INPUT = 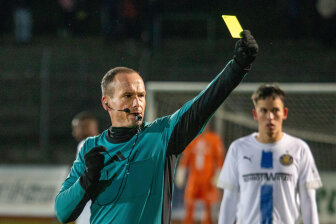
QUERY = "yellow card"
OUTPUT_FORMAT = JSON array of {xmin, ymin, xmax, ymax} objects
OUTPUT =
[{"xmin": 222, "ymin": 15, "xmax": 243, "ymax": 38}]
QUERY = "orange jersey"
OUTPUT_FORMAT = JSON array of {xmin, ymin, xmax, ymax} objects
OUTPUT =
[{"xmin": 179, "ymin": 131, "xmax": 225, "ymax": 203}]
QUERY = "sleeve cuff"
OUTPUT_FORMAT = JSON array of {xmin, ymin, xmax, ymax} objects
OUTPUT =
[
  {"xmin": 230, "ymin": 58, "xmax": 251, "ymax": 74},
  {"xmin": 302, "ymin": 179, "xmax": 323, "ymax": 190},
  {"xmin": 217, "ymin": 180, "xmax": 239, "ymax": 192}
]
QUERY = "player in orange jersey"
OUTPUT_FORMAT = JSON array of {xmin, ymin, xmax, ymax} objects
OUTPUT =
[{"xmin": 176, "ymin": 124, "xmax": 226, "ymax": 224}]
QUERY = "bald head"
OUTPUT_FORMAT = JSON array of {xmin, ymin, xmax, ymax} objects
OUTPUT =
[
  {"xmin": 101, "ymin": 67, "xmax": 139, "ymax": 97},
  {"xmin": 101, "ymin": 68, "xmax": 146, "ymax": 127}
]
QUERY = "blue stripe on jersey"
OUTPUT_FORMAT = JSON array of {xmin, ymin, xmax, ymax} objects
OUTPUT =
[
  {"xmin": 261, "ymin": 151, "xmax": 273, "ymax": 168},
  {"xmin": 260, "ymin": 185, "xmax": 273, "ymax": 224}
]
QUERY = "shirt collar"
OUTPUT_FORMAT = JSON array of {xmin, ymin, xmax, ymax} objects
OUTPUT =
[{"xmin": 106, "ymin": 123, "xmax": 145, "ymax": 143}]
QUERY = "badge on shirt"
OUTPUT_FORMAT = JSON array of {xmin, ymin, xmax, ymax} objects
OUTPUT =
[{"xmin": 279, "ymin": 154, "xmax": 293, "ymax": 166}]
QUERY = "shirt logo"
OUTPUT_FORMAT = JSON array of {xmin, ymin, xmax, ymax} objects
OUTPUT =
[
  {"xmin": 279, "ymin": 154, "xmax": 293, "ymax": 166},
  {"xmin": 243, "ymin": 155, "xmax": 252, "ymax": 162},
  {"xmin": 243, "ymin": 172, "xmax": 292, "ymax": 182}
]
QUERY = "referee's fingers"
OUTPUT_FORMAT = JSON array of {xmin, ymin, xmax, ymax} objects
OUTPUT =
[
  {"xmin": 90, "ymin": 146, "xmax": 106, "ymax": 154},
  {"xmin": 241, "ymin": 30, "xmax": 251, "ymax": 38}
]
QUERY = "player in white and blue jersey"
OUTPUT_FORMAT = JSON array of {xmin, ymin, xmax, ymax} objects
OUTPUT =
[{"xmin": 217, "ymin": 84, "xmax": 322, "ymax": 224}]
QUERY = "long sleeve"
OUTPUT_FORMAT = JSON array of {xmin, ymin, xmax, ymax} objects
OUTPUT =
[
  {"xmin": 300, "ymin": 187, "xmax": 319, "ymax": 224},
  {"xmin": 55, "ymin": 178, "xmax": 89, "ymax": 223},
  {"xmin": 160, "ymin": 59, "xmax": 249, "ymax": 224},
  {"xmin": 55, "ymin": 140, "xmax": 92, "ymax": 223},
  {"xmin": 218, "ymin": 190, "xmax": 239, "ymax": 224},
  {"xmin": 55, "ymin": 59, "xmax": 251, "ymax": 224},
  {"xmin": 166, "ymin": 60, "xmax": 249, "ymax": 156}
]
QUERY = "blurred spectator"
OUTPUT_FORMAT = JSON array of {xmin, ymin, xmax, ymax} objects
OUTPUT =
[
  {"xmin": 12, "ymin": 0, "xmax": 32, "ymax": 44},
  {"xmin": 316, "ymin": 0, "xmax": 336, "ymax": 46},
  {"xmin": 142, "ymin": 0, "xmax": 160, "ymax": 48},
  {"xmin": 74, "ymin": 0, "xmax": 89, "ymax": 35},
  {"xmin": 100, "ymin": 0, "xmax": 144, "ymax": 42},
  {"xmin": 120, "ymin": 0, "xmax": 143, "ymax": 40},
  {"xmin": 58, "ymin": 0, "xmax": 89, "ymax": 37},
  {"xmin": 72, "ymin": 111, "xmax": 99, "ymax": 152},
  {"xmin": 286, "ymin": 0, "xmax": 303, "ymax": 40},
  {"xmin": 0, "ymin": 0, "xmax": 11, "ymax": 39},
  {"xmin": 100, "ymin": 0, "xmax": 122, "ymax": 41},
  {"xmin": 58, "ymin": 0, "xmax": 76, "ymax": 36},
  {"xmin": 176, "ymin": 123, "xmax": 226, "ymax": 224},
  {"xmin": 71, "ymin": 111, "xmax": 99, "ymax": 224}
]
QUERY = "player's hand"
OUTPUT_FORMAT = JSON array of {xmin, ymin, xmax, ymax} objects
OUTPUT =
[
  {"xmin": 175, "ymin": 167, "xmax": 186, "ymax": 189},
  {"xmin": 234, "ymin": 30, "xmax": 258, "ymax": 68},
  {"xmin": 211, "ymin": 169, "xmax": 221, "ymax": 186},
  {"xmin": 84, "ymin": 146, "xmax": 106, "ymax": 182}
]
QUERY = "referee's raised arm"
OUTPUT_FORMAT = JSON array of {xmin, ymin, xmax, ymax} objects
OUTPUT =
[
  {"xmin": 54, "ymin": 30, "xmax": 258, "ymax": 224},
  {"xmin": 166, "ymin": 30, "xmax": 259, "ymax": 156}
]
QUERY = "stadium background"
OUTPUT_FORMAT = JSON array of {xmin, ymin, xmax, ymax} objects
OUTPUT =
[{"xmin": 0, "ymin": 0, "xmax": 335, "ymax": 223}]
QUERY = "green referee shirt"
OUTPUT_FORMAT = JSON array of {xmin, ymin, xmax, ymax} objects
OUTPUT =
[{"xmin": 55, "ymin": 60, "xmax": 248, "ymax": 223}]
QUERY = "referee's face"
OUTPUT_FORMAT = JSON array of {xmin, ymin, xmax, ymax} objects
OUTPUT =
[
  {"xmin": 252, "ymin": 96, "xmax": 288, "ymax": 143},
  {"xmin": 104, "ymin": 72, "xmax": 146, "ymax": 127}
]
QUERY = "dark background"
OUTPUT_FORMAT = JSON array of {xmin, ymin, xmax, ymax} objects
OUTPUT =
[{"xmin": 0, "ymin": 0, "xmax": 335, "ymax": 164}]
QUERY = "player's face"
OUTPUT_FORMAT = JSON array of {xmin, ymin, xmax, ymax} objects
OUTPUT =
[
  {"xmin": 103, "ymin": 72, "xmax": 146, "ymax": 127},
  {"xmin": 252, "ymin": 96, "xmax": 288, "ymax": 143}
]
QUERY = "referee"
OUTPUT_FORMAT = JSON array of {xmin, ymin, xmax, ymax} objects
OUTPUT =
[{"xmin": 54, "ymin": 30, "xmax": 258, "ymax": 224}]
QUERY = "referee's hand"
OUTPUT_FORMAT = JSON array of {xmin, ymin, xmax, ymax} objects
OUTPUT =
[
  {"xmin": 84, "ymin": 146, "xmax": 106, "ymax": 183},
  {"xmin": 234, "ymin": 30, "xmax": 258, "ymax": 68},
  {"xmin": 80, "ymin": 146, "xmax": 106, "ymax": 193}
]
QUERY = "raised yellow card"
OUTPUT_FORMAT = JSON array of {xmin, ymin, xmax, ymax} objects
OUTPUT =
[{"xmin": 222, "ymin": 15, "xmax": 243, "ymax": 38}]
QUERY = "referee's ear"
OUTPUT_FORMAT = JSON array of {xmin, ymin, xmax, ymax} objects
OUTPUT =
[{"xmin": 102, "ymin": 96, "xmax": 109, "ymax": 111}]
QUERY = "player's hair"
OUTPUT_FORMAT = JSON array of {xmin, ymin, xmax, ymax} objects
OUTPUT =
[
  {"xmin": 72, "ymin": 111, "xmax": 97, "ymax": 127},
  {"xmin": 101, "ymin": 67, "xmax": 138, "ymax": 96},
  {"xmin": 251, "ymin": 83, "xmax": 286, "ymax": 106}
]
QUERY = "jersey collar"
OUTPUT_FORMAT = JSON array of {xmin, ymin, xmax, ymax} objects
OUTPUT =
[{"xmin": 107, "ymin": 123, "xmax": 145, "ymax": 143}]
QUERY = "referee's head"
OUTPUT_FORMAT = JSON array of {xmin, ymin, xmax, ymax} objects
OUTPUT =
[{"xmin": 100, "ymin": 67, "xmax": 146, "ymax": 127}]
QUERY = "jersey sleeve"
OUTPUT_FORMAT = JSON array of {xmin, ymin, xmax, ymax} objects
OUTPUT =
[
  {"xmin": 217, "ymin": 142, "xmax": 239, "ymax": 192},
  {"xmin": 298, "ymin": 141, "xmax": 322, "ymax": 190},
  {"xmin": 218, "ymin": 189, "xmax": 239, "ymax": 224},
  {"xmin": 55, "ymin": 139, "xmax": 92, "ymax": 223},
  {"xmin": 299, "ymin": 188, "xmax": 319, "ymax": 223},
  {"xmin": 165, "ymin": 60, "xmax": 248, "ymax": 156}
]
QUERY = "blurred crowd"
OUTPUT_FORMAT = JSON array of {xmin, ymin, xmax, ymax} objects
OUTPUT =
[
  {"xmin": 0, "ymin": 0, "xmax": 32, "ymax": 44},
  {"xmin": 57, "ymin": 0, "xmax": 159, "ymax": 45},
  {"xmin": 0, "ymin": 0, "xmax": 335, "ymax": 46},
  {"xmin": 0, "ymin": 0, "xmax": 160, "ymax": 46},
  {"xmin": 286, "ymin": 0, "xmax": 336, "ymax": 44}
]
